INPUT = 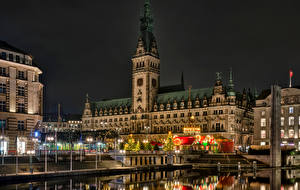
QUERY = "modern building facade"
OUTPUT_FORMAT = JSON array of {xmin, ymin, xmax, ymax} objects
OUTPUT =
[
  {"xmin": 253, "ymin": 87, "xmax": 300, "ymax": 150},
  {"xmin": 82, "ymin": 0, "xmax": 255, "ymax": 147},
  {"xmin": 0, "ymin": 40, "xmax": 43, "ymax": 155}
]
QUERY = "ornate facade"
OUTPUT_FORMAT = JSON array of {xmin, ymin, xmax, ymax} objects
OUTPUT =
[
  {"xmin": 82, "ymin": 0, "xmax": 254, "ymax": 147},
  {"xmin": 0, "ymin": 40, "xmax": 43, "ymax": 155}
]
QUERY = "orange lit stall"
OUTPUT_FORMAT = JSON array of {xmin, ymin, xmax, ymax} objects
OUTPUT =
[{"xmin": 173, "ymin": 135, "xmax": 234, "ymax": 153}]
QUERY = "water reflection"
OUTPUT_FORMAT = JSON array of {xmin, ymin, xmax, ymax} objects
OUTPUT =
[{"xmin": 3, "ymin": 169, "xmax": 300, "ymax": 190}]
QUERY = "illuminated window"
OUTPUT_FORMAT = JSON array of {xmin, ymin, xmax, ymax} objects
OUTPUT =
[
  {"xmin": 289, "ymin": 129, "xmax": 294, "ymax": 138},
  {"xmin": 281, "ymin": 130, "xmax": 284, "ymax": 138},
  {"xmin": 289, "ymin": 107, "xmax": 294, "ymax": 114},
  {"xmin": 260, "ymin": 142, "xmax": 266, "ymax": 146},
  {"xmin": 261, "ymin": 111, "xmax": 265, "ymax": 116},
  {"xmin": 281, "ymin": 117, "xmax": 284, "ymax": 126},
  {"xmin": 289, "ymin": 117, "xmax": 294, "ymax": 126},
  {"xmin": 0, "ymin": 101, "xmax": 6, "ymax": 112},
  {"xmin": 261, "ymin": 118, "xmax": 266, "ymax": 127},
  {"xmin": 261, "ymin": 130, "xmax": 266, "ymax": 139},
  {"xmin": 17, "ymin": 86, "xmax": 25, "ymax": 96}
]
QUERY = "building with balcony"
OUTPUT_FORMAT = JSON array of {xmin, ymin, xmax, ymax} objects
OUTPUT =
[
  {"xmin": 82, "ymin": 0, "xmax": 255, "ymax": 148},
  {"xmin": 253, "ymin": 87, "xmax": 300, "ymax": 150},
  {"xmin": 0, "ymin": 40, "xmax": 43, "ymax": 155}
]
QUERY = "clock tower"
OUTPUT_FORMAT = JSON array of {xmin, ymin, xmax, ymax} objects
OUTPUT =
[{"xmin": 132, "ymin": 0, "xmax": 160, "ymax": 113}]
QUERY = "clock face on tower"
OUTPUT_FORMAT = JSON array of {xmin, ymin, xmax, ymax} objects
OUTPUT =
[
  {"xmin": 137, "ymin": 78, "xmax": 143, "ymax": 86},
  {"xmin": 152, "ymin": 78, "xmax": 157, "ymax": 87}
]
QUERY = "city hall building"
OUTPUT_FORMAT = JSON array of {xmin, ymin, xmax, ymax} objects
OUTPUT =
[
  {"xmin": 0, "ymin": 40, "xmax": 43, "ymax": 155},
  {"xmin": 82, "ymin": 0, "xmax": 254, "ymax": 148}
]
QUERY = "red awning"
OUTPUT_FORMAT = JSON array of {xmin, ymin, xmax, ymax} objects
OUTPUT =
[{"xmin": 173, "ymin": 136, "xmax": 195, "ymax": 145}]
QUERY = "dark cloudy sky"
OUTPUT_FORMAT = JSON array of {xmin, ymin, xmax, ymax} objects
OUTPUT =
[{"xmin": 0, "ymin": 0, "xmax": 299, "ymax": 114}]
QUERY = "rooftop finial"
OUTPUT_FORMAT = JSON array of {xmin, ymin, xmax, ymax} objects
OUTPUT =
[{"xmin": 86, "ymin": 93, "xmax": 89, "ymax": 103}]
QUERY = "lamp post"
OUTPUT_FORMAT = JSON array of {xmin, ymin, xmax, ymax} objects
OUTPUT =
[
  {"xmin": 45, "ymin": 136, "xmax": 54, "ymax": 173},
  {"xmin": 115, "ymin": 127, "xmax": 121, "ymax": 159},
  {"xmin": 55, "ymin": 128, "xmax": 58, "ymax": 164},
  {"xmin": 86, "ymin": 137, "xmax": 93, "ymax": 154},
  {"xmin": 27, "ymin": 150, "xmax": 35, "ymax": 173}
]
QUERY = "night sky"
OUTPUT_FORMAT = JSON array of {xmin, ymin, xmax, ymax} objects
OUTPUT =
[{"xmin": 0, "ymin": 0, "xmax": 299, "ymax": 114}]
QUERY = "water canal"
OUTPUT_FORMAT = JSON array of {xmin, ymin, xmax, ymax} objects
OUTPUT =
[{"xmin": 0, "ymin": 169, "xmax": 298, "ymax": 190}]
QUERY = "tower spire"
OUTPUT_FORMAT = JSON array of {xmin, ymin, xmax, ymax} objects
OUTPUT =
[
  {"xmin": 140, "ymin": 0, "xmax": 153, "ymax": 33},
  {"xmin": 181, "ymin": 72, "xmax": 185, "ymax": 89},
  {"xmin": 227, "ymin": 68, "xmax": 235, "ymax": 96}
]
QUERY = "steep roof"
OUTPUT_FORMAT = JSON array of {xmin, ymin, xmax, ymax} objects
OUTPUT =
[
  {"xmin": 0, "ymin": 40, "xmax": 30, "ymax": 56},
  {"xmin": 157, "ymin": 87, "xmax": 214, "ymax": 104},
  {"xmin": 92, "ymin": 97, "xmax": 131, "ymax": 110}
]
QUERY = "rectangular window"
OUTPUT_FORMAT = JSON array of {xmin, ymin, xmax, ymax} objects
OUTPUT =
[
  {"xmin": 17, "ymin": 121, "xmax": 25, "ymax": 131},
  {"xmin": 167, "ymin": 114, "xmax": 170, "ymax": 118},
  {"xmin": 188, "ymin": 112, "xmax": 192, "ymax": 117},
  {"xmin": 0, "ymin": 83, "xmax": 6, "ymax": 94},
  {"xmin": 173, "ymin": 114, "xmax": 177, "ymax": 118},
  {"xmin": 160, "ymin": 115, "xmax": 164, "ymax": 119},
  {"xmin": 1, "ymin": 52, "xmax": 7, "ymax": 60},
  {"xmin": 289, "ymin": 129, "xmax": 294, "ymax": 138},
  {"xmin": 0, "ymin": 101, "xmax": 6, "ymax": 112},
  {"xmin": 153, "ymin": 115, "xmax": 157, "ymax": 119},
  {"xmin": 261, "ymin": 118, "xmax": 266, "ymax": 127},
  {"xmin": 180, "ymin": 113, "xmax": 184, "ymax": 117},
  {"xmin": 17, "ymin": 86, "xmax": 25, "ymax": 96},
  {"xmin": 219, "ymin": 110, "xmax": 223, "ymax": 114},
  {"xmin": 125, "ymin": 118, "xmax": 128, "ymax": 121},
  {"xmin": 114, "ymin": 118, "xmax": 117, "ymax": 122},
  {"xmin": 8, "ymin": 54, "xmax": 13, "ymax": 61},
  {"xmin": 289, "ymin": 117, "xmax": 294, "ymax": 126},
  {"xmin": 261, "ymin": 130, "xmax": 266, "ymax": 139},
  {"xmin": 195, "ymin": 112, "xmax": 199, "ymax": 116},
  {"xmin": 16, "ymin": 55, "xmax": 20, "ymax": 63},
  {"xmin": 17, "ymin": 71, "xmax": 25, "ymax": 80},
  {"xmin": 17, "ymin": 103, "xmax": 25, "ymax": 113},
  {"xmin": 203, "ymin": 111, "xmax": 207, "ymax": 116},
  {"xmin": 289, "ymin": 107, "xmax": 294, "ymax": 114},
  {"xmin": 281, "ymin": 117, "xmax": 284, "ymax": 126},
  {"xmin": 261, "ymin": 111, "xmax": 265, "ymax": 116},
  {"xmin": 213, "ymin": 110, "xmax": 218, "ymax": 115},
  {"xmin": 109, "ymin": 119, "xmax": 112, "ymax": 122},
  {"xmin": 0, "ymin": 67, "xmax": 6, "ymax": 76},
  {"xmin": 119, "ymin": 118, "xmax": 123, "ymax": 121},
  {"xmin": 0, "ymin": 120, "xmax": 6, "ymax": 129},
  {"xmin": 260, "ymin": 142, "xmax": 266, "ymax": 146},
  {"xmin": 281, "ymin": 130, "xmax": 284, "ymax": 138}
]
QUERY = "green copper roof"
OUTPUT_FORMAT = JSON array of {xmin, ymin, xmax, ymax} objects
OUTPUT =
[
  {"xmin": 157, "ymin": 87, "xmax": 214, "ymax": 104},
  {"xmin": 93, "ymin": 98, "xmax": 131, "ymax": 110}
]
